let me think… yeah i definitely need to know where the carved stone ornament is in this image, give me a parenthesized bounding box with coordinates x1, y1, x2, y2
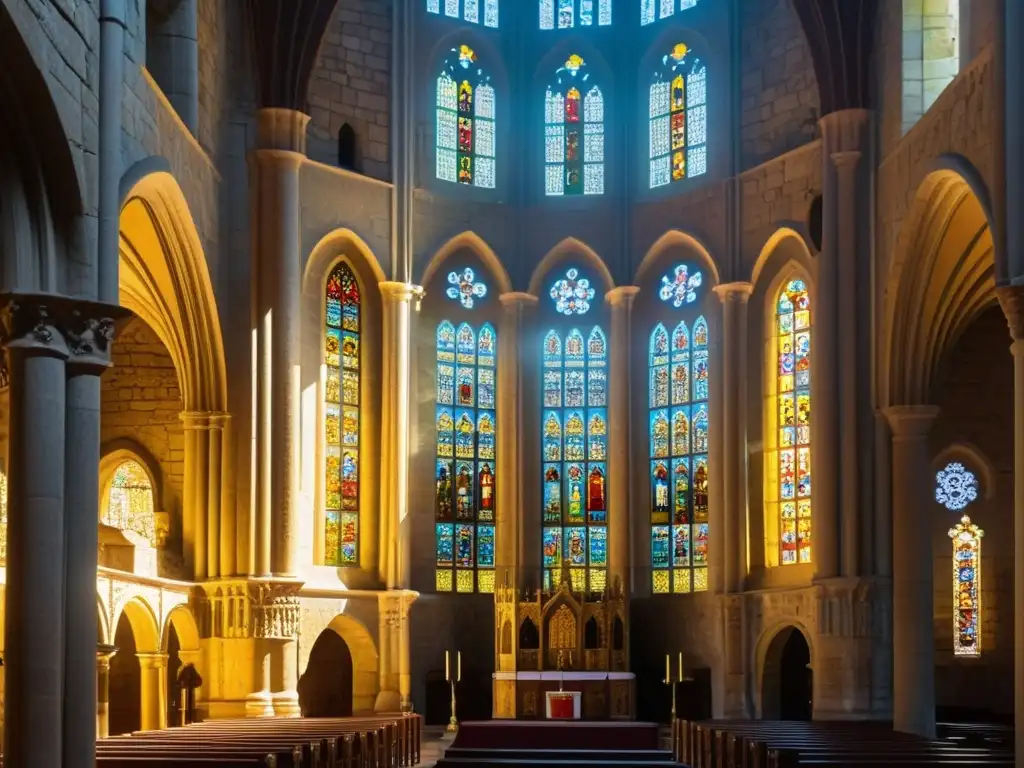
(0, 299, 56, 347)
(996, 284, 1024, 342)
(64, 310, 116, 358)
(251, 582, 302, 640)
(0, 293, 129, 363)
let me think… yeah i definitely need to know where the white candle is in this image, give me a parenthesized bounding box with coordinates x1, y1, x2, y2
(679, 653, 683, 681)
(457, 651, 462, 682)
(665, 654, 670, 682)
(446, 650, 450, 682)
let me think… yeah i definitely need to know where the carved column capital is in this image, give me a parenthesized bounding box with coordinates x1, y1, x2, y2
(255, 108, 311, 154)
(0, 295, 68, 357)
(818, 108, 872, 154)
(996, 284, 1024, 341)
(249, 579, 303, 640)
(882, 405, 940, 438)
(380, 281, 425, 310)
(604, 285, 640, 309)
(712, 281, 753, 303)
(498, 291, 539, 310)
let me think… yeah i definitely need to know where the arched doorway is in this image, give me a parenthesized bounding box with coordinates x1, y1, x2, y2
(298, 629, 354, 717)
(761, 626, 812, 720)
(108, 612, 141, 735)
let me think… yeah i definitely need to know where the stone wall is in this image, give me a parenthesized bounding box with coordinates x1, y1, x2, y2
(929, 306, 1014, 717)
(102, 317, 185, 526)
(307, 0, 392, 180)
(739, 0, 818, 171)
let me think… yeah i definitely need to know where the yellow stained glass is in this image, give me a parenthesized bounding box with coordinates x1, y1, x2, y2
(589, 568, 606, 594)
(436, 570, 453, 592)
(456, 569, 474, 593)
(673, 569, 691, 593)
(478, 570, 495, 593)
(653, 570, 670, 593)
(693, 568, 708, 592)
(570, 568, 586, 592)
(106, 459, 156, 545)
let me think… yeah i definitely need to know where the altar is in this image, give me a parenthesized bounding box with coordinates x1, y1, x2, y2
(545, 690, 581, 719)
(494, 670, 634, 719)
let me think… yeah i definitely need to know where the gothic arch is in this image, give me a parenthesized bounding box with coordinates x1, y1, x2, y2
(754, 620, 815, 718)
(420, 231, 513, 295)
(931, 442, 997, 503)
(116, 597, 162, 654)
(118, 170, 228, 413)
(322, 613, 379, 713)
(750, 227, 815, 289)
(634, 229, 722, 287)
(162, 605, 201, 654)
(882, 166, 997, 407)
(528, 237, 615, 297)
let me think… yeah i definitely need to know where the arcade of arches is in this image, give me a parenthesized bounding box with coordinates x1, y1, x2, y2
(0, 1, 1022, 765)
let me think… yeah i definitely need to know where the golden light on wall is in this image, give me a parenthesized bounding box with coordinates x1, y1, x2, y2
(948, 515, 983, 657)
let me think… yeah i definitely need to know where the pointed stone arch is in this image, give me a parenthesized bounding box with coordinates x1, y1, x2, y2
(420, 231, 513, 295)
(528, 237, 615, 298)
(635, 229, 722, 288)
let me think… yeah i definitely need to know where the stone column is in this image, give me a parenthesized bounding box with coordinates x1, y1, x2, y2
(883, 405, 939, 738)
(182, 412, 210, 580)
(63, 302, 126, 768)
(995, 285, 1024, 767)
(137, 652, 169, 731)
(376, 591, 416, 712)
(816, 109, 872, 580)
(378, 283, 422, 587)
(605, 287, 639, 592)
(496, 293, 537, 588)
(251, 108, 309, 579)
(713, 282, 753, 592)
(145, 0, 199, 133)
(249, 582, 301, 717)
(96, 645, 118, 739)
(1, 296, 69, 767)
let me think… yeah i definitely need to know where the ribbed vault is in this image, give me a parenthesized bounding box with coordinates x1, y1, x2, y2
(884, 171, 997, 407)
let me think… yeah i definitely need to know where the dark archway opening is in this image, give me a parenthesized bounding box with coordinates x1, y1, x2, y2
(338, 123, 357, 171)
(109, 614, 141, 735)
(762, 626, 812, 721)
(298, 630, 354, 717)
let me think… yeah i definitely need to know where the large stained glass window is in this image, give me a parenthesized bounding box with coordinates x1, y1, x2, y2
(649, 296, 709, 594)
(436, 45, 496, 188)
(105, 459, 157, 546)
(776, 279, 811, 565)
(642, 0, 701, 25)
(324, 262, 361, 566)
(540, 0, 612, 29)
(649, 43, 707, 188)
(435, 319, 497, 593)
(427, 0, 499, 27)
(949, 515, 984, 656)
(545, 54, 605, 196)
(542, 273, 608, 593)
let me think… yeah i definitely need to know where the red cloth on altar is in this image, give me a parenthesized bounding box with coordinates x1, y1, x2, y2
(549, 693, 574, 719)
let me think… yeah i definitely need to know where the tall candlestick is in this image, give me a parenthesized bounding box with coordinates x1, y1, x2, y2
(446, 650, 450, 682)
(665, 654, 670, 683)
(679, 653, 683, 681)
(457, 651, 462, 682)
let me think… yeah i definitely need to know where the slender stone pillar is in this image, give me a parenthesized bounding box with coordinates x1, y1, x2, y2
(883, 405, 939, 738)
(605, 287, 639, 592)
(995, 285, 1024, 767)
(1, 297, 69, 768)
(816, 110, 871, 580)
(96, 645, 118, 739)
(496, 293, 537, 587)
(713, 283, 752, 592)
(145, 0, 199, 133)
(137, 652, 169, 731)
(251, 108, 309, 579)
(270, 638, 300, 716)
(375, 591, 416, 712)
(63, 303, 126, 768)
(378, 283, 422, 587)
(245, 637, 274, 718)
(182, 412, 211, 580)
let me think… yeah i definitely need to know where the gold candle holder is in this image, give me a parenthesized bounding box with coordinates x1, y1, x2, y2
(445, 650, 462, 732)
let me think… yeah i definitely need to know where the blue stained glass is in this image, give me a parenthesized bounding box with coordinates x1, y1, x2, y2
(671, 406, 690, 456)
(564, 526, 587, 564)
(565, 369, 585, 407)
(543, 410, 562, 461)
(565, 329, 585, 362)
(543, 527, 562, 566)
(587, 366, 607, 407)
(477, 524, 495, 566)
(652, 525, 671, 568)
(672, 525, 690, 565)
(589, 526, 607, 565)
(477, 410, 496, 459)
(672, 457, 690, 524)
(454, 411, 476, 457)
(587, 326, 607, 360)
(692, 405, 708, 452)
(551, 270, 596, 315)
(587, 408, 607, 460)
(436, 460, 454, 520)
(543, 463, 562, 523)
(693, 349, 709, 401)
(326, 298, 341, 328)
(454, 461, 475, 519)
(436, 523, 455, 565)
(544, 370, 563, 407)
(652, 460, 670, 516)
(650, 409, 669, 458)
(478, 323, 497, 363)
(693, 522, 709, 564)
(436, 406, 455, 457)
(650, 324, 669, 365)
(565, 462, 586, 522)
(437, 321, 456, 359)
(564, 411, 586, 461)
(478, 366, 495, 408)
(456, 523, 474, 567)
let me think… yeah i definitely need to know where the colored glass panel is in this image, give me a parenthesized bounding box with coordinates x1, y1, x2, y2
(436, 318, 497, 591)
(948, 515, 983, 656)
(541, 324, 609, 592)
(650, 312, 709, 593)
(541, 0, 611, 28)
(545, 57, 604, 196)
(428, 0, 499, 27)
(325, 262, 360, 565)
(105, 459, 157, 545)
(649, 43, 708, 188)
(436, 45, 496, 188)
(777, 278, 812, 565)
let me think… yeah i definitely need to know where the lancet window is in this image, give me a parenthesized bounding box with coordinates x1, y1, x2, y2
(948, 515, 983, 657)
(435, 317, 497, 593)
(648, 265, 709, 593)
(324, 262, 361, 566)
(540, 0, 612, 29)
(649, 42, 707, 188)
(436, 45, 497, 189)
(641, 0, 701, 25)
(104, 459, 158, 547)
(545, 55, 605, 196)
(427, 0, 499, 27)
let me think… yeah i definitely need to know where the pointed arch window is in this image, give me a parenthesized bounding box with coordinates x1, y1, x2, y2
(775, 279, 811, 565)
(428, 0, 499, 27)
(542, 276, 608, 593)
(436, 45, 496, 189)
(642, 0, 701, 25)
(649, 273, 708, 594)
(104, 459, 158, 546)
(649, 43, 707, 188)
(324, 262, 361, 566)
(545, 55, 605, 196)
(540, 0, 612, 29)
(948, 515, 983, 656)
(435, 318, 497, 593)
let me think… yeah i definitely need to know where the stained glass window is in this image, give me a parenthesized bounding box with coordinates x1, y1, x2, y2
(436, 320, 497, 593)
(545, 54, 605, 196)
(104, 459, 157, 546)
(948, 515, 983, 657)
(649, 43, 707, 188)
(436, 45, 497, 189)
(641, 0, 700, 25)
(428, 0, 499, 27)
(776, 278, 811, 565)
(325, 262, 361, 566)
(542, 323, 608, 594)
(540, 0, 612, 29)
(649, 313, 709, 594)
(935, 462, 979, 511)
(447, 267, 488, 308)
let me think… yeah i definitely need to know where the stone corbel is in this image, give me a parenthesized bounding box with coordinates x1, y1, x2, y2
(250, 580, 303, 640)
